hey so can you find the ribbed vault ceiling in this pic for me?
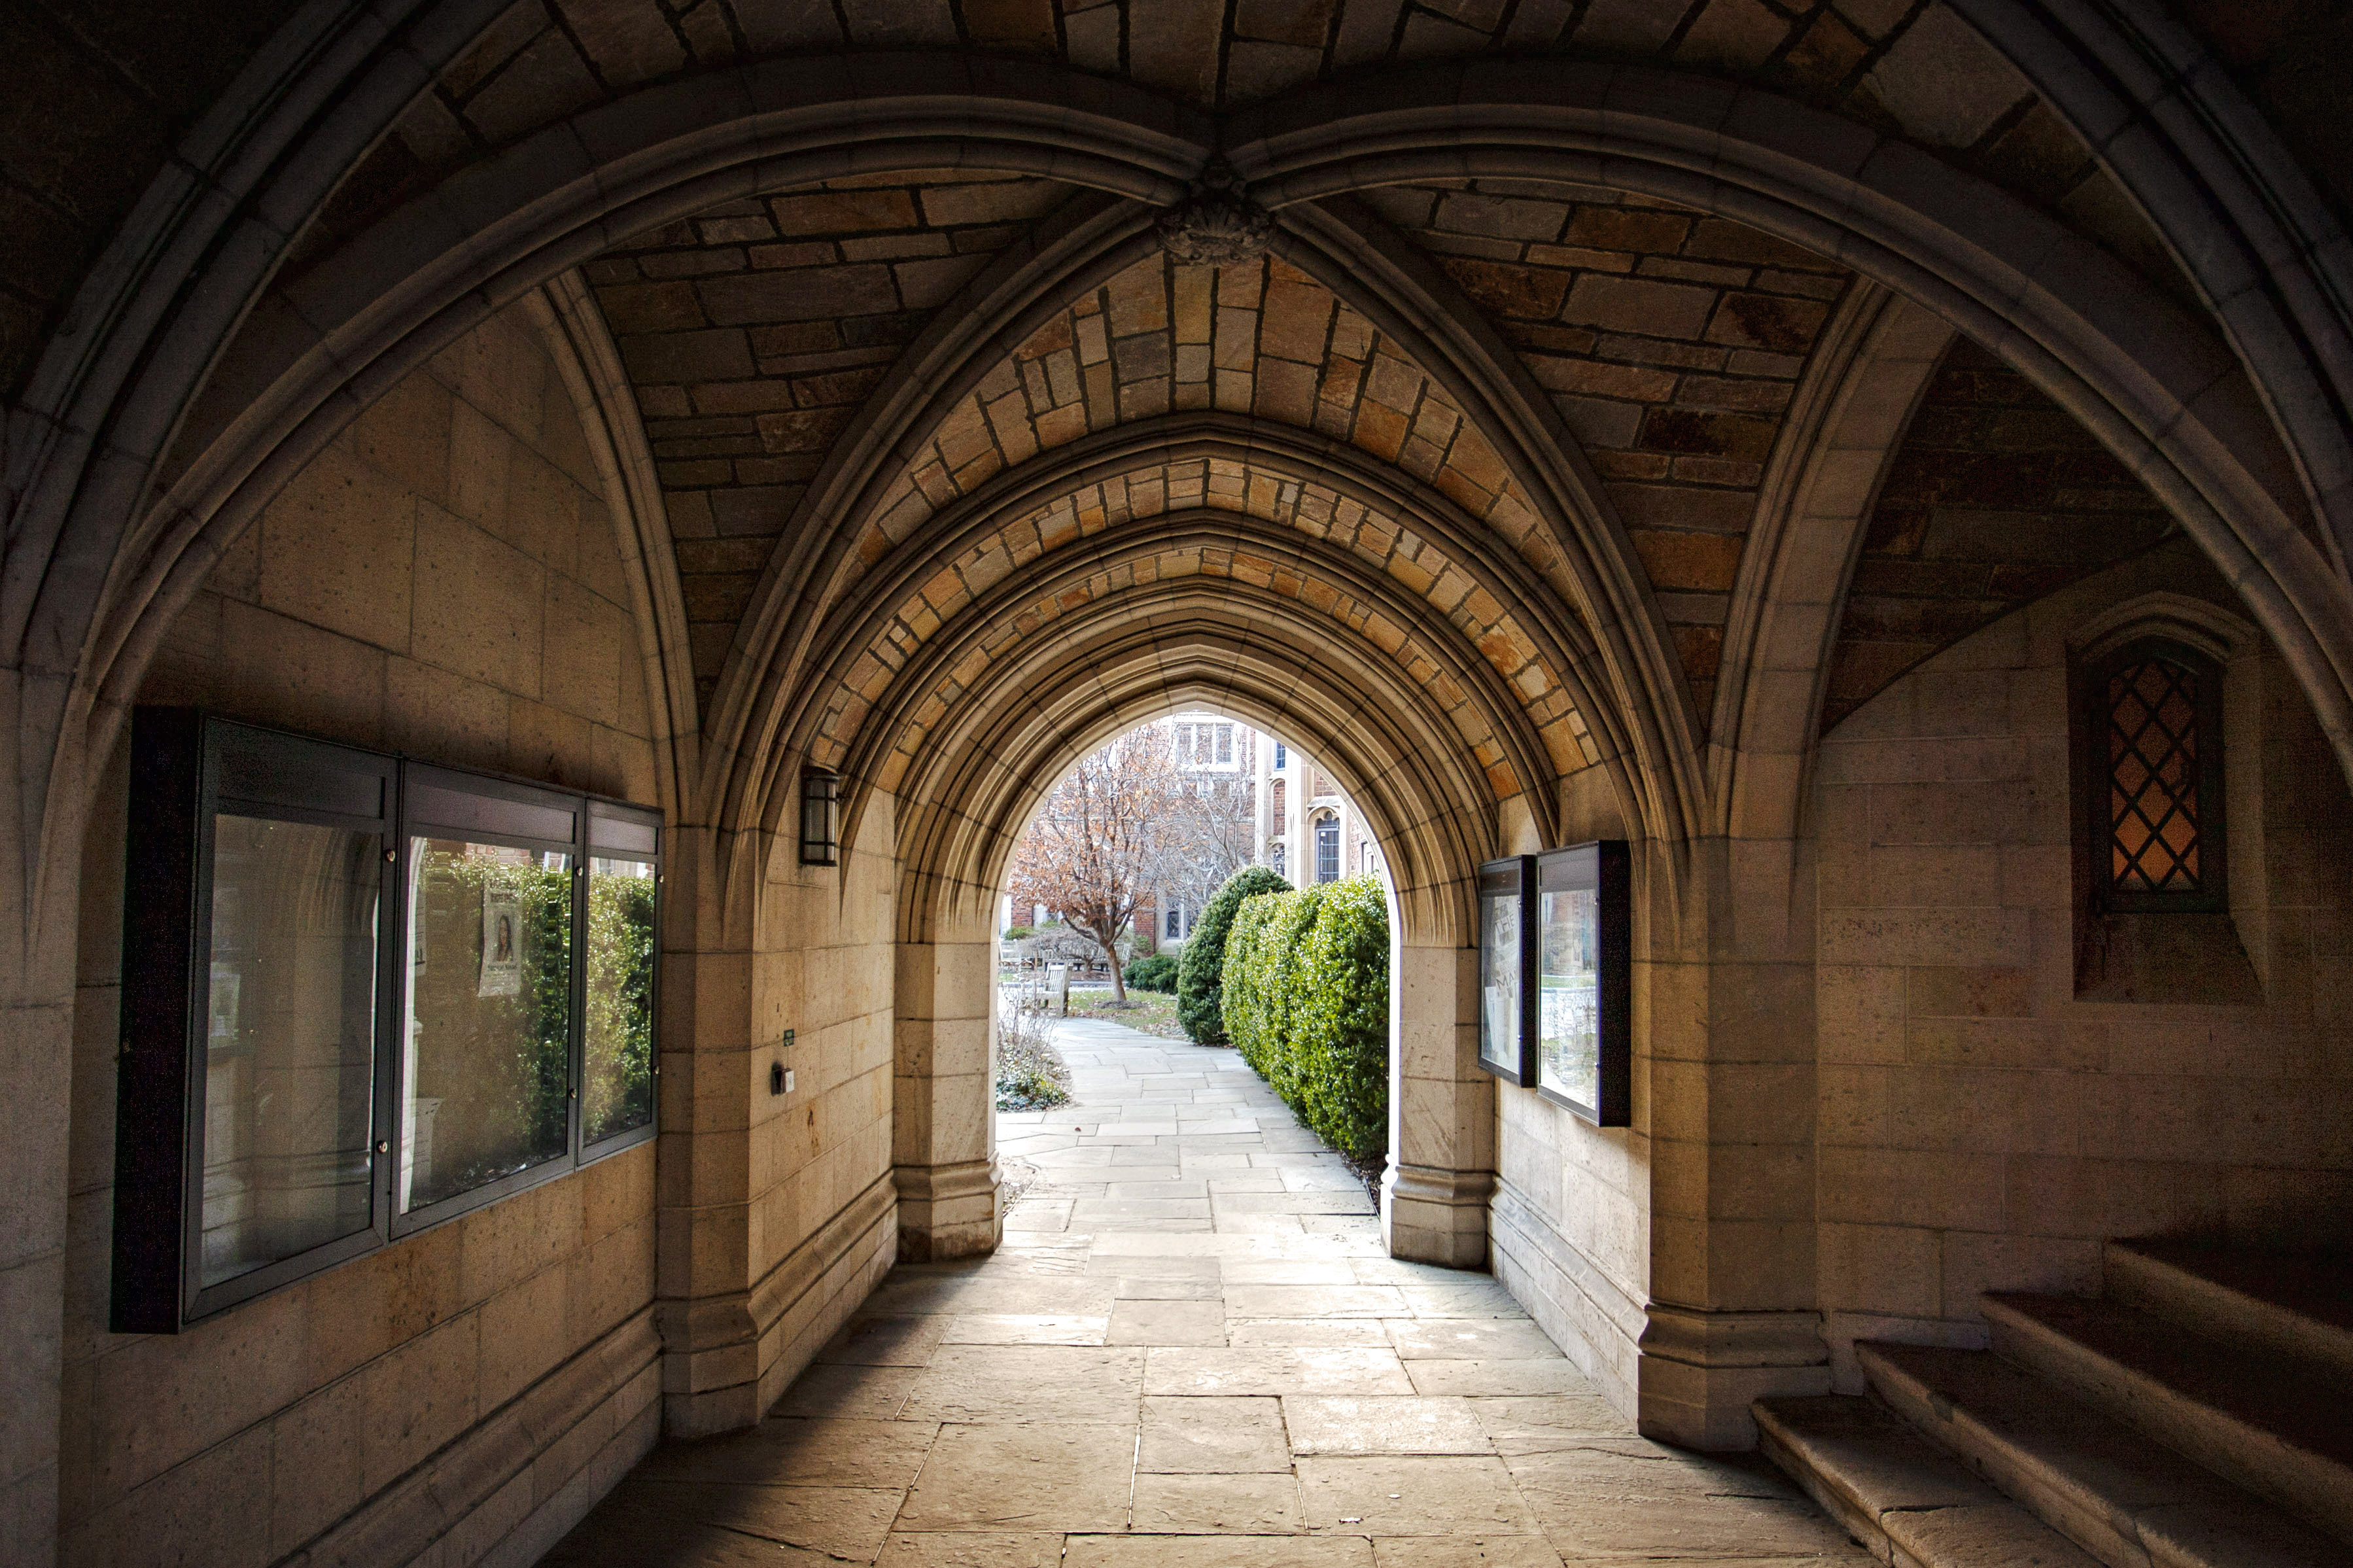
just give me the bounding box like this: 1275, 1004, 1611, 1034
60, 3, 2331, 904
580, 153, 2178, 886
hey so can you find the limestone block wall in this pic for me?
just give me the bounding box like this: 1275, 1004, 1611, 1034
59, 301, 665, 1566
1812, 541, 2353, 1387
652, 796, 899, 1438
746, 801, 899, 1418
1491, 1066, 1650, 1414
1488, 767, 1649, 1418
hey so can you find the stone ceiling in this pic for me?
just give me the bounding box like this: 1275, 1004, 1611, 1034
1821, 338, 2178, 729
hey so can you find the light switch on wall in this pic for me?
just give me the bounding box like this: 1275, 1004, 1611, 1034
768, 1029, 797, 1097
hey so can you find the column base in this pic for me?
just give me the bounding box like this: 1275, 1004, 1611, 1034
1382, 1162, 1491, 1268
1637, 1305, 1830, 1450
660, 1174, 897, 1437
896, 1158, 1002, 1261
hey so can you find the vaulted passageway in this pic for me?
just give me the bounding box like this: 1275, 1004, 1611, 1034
10, 3, 2353, 1564
538, 1017, 1868, 1568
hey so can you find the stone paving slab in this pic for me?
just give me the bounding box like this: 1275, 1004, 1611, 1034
539, 1017, 1870, 1568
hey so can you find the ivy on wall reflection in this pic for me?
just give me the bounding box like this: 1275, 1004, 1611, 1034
405, 849, 571, 1208
584, 865, 656, 1143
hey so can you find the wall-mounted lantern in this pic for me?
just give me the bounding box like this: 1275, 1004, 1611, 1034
800, 767, 841, 865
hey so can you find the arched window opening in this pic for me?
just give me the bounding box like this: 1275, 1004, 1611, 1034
2084, 638, 2226, 915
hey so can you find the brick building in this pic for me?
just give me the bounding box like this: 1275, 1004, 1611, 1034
1144, 711, 1387, 950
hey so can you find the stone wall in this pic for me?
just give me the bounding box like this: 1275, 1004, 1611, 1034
1488, 767, 1648, 1418
1812, 540, 2353, 1387
58, 301, 665, 1566
745, 802, 899, 1419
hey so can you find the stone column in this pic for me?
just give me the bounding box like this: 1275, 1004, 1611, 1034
1384, 922, 1492, 1266
0, 687, 92, 1566
652, 826, 765, 1437
1636, 837, 1829, 1449
893, 910, 1001, 1261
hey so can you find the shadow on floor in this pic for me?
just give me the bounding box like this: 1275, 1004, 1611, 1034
538, 1019, 1866, 1567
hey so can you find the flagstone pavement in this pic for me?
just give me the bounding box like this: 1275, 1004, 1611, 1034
541, 1017, 1870, 1567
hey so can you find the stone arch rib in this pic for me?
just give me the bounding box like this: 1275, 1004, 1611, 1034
29, 52, 2353, 930
1270, 195, 1707, 847
682, 225, 1672, 869
1219, 65, 2353, 781
877, 589, 1504, 947
760, 413, 1631, 824
1947, 0, 2353, 568
532, 270, 703, 820
835, 514, 1563, 827
1705, 284, 1957, 841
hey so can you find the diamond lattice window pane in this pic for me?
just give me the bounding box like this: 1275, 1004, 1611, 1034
2106, 658, 2201, 894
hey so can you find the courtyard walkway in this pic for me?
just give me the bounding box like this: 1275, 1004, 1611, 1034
542, 1018, 1867, 1566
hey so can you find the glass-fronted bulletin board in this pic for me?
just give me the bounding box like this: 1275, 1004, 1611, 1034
111, 710, 661, 1332
1477, 857, 1537, 1084
1476, 841, 1631, 1126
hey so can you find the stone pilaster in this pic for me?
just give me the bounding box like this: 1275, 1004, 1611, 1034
892, 930, 1001, 1261
1636, 839, 1830, 1448
1386, 932, 1492, 1268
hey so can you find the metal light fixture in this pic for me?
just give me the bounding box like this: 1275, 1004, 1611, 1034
799, 767, 840, 865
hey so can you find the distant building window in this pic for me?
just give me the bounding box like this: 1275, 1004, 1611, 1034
1272, 843, 1285, 878
1215, 724, 1232, 763
1274, 744, 1287, 769
2083, 638, 2225, 913
1165, 904, 1182, 939
1316, 818, 1340, 883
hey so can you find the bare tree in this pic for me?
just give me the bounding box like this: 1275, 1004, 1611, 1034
1007, 724, 1216, 1003
1165, 771, 1254, 915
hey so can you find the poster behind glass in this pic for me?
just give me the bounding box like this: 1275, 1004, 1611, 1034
1533, 841, 1630, 1125
1476, 857, 1535, 1083
400, 837, 573, 1214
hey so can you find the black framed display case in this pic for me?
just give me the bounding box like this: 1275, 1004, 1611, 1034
1476, 856, 1538, 1085
112, 710, 662, 1333
1530, 841, 1632, 1126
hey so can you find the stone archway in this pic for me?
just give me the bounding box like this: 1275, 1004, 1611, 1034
874, 586, 1547, 1274
16, 6, 2353, 1558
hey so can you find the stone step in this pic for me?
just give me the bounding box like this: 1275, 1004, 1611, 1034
1981, 1292, 2353, 1545
1859, 1340, 2342, 1568
2104, 1242, 2353, 1391
1753, 1393, 2103, 1568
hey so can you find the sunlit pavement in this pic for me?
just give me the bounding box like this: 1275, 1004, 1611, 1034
540, 1016, 1866, 1567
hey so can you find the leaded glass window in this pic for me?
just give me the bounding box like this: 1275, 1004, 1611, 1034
2087, 639, 2225, 914
2106, 657, 2200, 892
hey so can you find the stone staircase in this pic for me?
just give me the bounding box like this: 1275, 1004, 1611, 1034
1754, 1241, 2353, 1568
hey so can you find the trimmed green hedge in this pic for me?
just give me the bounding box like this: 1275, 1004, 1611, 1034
1176, 865, 1291, 1043
1223, 875, 1390, 1159
1123, 954, 1179, 993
